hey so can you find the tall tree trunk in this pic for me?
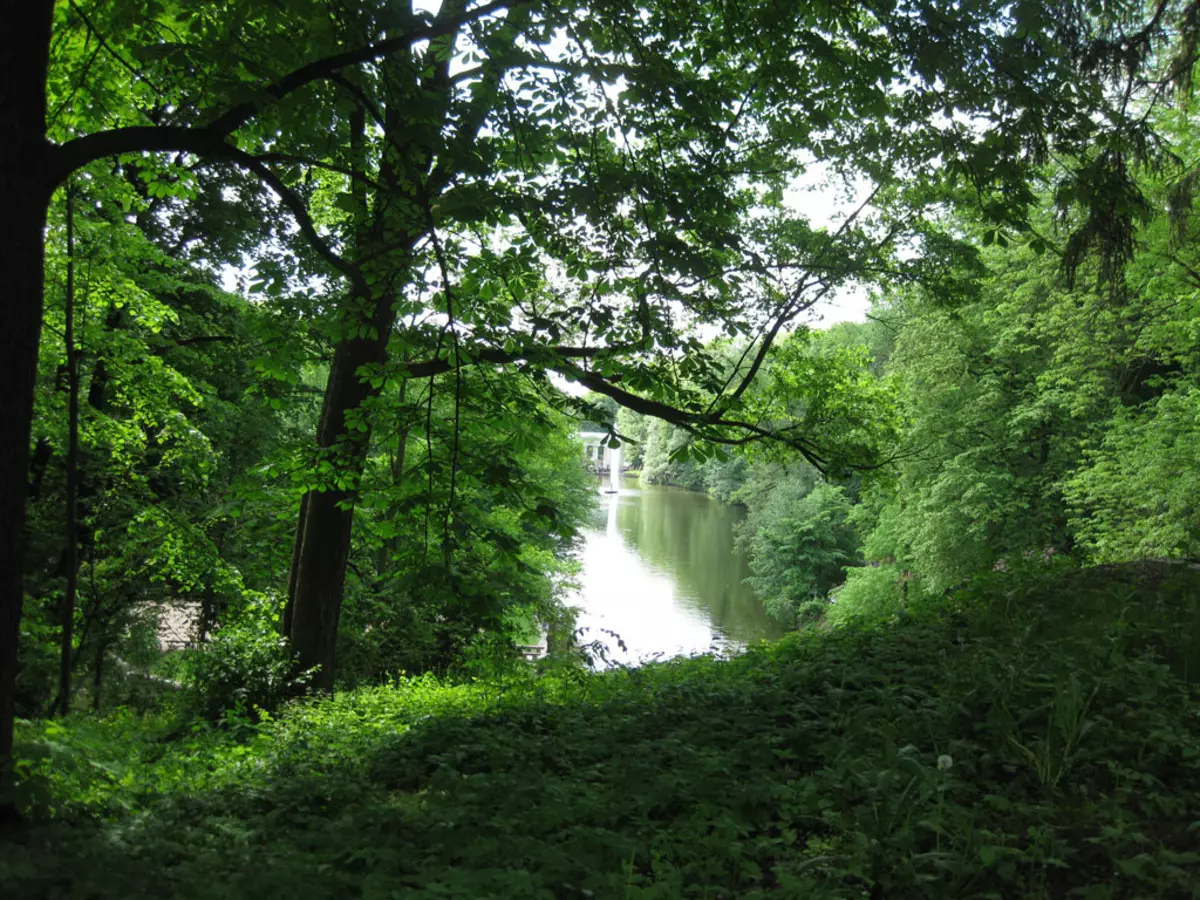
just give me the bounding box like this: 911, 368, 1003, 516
284, 90, 428, 691
27, 437, 52, 501
282, 491, 309, 638
284, 104, 374, 690
0, 0, 55, 821
85, 305, 123, 413
282, 0, 502, 690
58, 182, 80, 717
286, 300, 396, 690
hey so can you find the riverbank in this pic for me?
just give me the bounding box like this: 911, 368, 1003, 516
637, 472, 741, 502
5, 563, 1199, 898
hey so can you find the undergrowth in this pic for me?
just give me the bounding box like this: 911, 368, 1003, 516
3, 563, 1200, 898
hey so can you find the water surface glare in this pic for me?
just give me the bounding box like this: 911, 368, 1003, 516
572, 483, 785, 665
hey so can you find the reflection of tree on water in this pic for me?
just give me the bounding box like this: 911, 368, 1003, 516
607, 484, 783, 645
568, 480, 629, 667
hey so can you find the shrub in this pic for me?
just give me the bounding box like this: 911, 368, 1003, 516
8, 564, 1200, 899
828, 563, 908, 625
181, 593, 308, 721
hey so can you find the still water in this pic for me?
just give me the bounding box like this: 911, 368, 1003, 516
571, 481, 785, 665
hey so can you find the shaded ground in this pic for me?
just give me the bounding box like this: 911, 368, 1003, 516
4, 562, 1200, 898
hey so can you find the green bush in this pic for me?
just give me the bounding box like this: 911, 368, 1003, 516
828, 562, 908, 625
740, 481, 859, 626
181, 593, 307, 721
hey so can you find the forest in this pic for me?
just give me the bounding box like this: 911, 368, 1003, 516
3, 0, 1200, 896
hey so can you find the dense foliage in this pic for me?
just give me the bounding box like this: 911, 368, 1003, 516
5, 563, 1200, 898
618, 98, 1200, 632
3, 0, 1200, 894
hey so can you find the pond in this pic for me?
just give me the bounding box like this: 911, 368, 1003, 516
570, 480, 785, 665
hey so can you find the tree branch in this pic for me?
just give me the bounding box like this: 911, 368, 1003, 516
67, 0, 162, 99
399, 342, 605, 379
326, 73, 386, 130
195, 149, 362, 284
707, 184, 884, 414
561, 361, 831, 471
394, 342, 849, 472
51, 0, 522, 182
255, 151, 385, 190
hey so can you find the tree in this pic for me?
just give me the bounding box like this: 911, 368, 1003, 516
0, 0, 529, 805
18, 168, 304, 721
3, 0, 1193, 812
844, 88, 1200, 602
741, 481, 859, 625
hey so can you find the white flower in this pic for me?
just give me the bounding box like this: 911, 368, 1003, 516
937, 754, 954, 771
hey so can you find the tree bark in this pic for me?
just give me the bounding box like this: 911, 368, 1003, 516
58, 182, 80, 717
282, 491, 309, 639
0, 0, 55, 820
27, 438, 52, 502
286, 292, 397, 690
284, 86, 426, 691
283, 0, 518, 691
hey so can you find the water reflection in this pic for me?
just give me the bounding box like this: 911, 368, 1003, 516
572, 483, 784, 665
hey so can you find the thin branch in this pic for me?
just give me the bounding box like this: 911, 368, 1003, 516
194, 149, 362, 284
450, 51, 632, 85
708, 184, 884, 413
67, 0, 163, 99
201, 0, 516, 137
426, 5, 534, 196
255, 151, 385, 190
562, 360, 830, 471
48, 42, 104, 132
326, 72, 386, 129
423, 196, 463, 564
1164, 251, 1200, 287
397, 342, 609, 379
168, 334, 234, 346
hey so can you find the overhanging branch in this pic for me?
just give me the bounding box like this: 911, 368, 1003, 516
50, 0, 522, 183
551, 360, 831, 471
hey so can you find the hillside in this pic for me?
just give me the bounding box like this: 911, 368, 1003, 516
4, 562, 1199, 899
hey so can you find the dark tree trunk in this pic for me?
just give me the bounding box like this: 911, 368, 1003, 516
282, 0, 499, 691
282, 491, 310, 638
91, 638, 104, 712
284, 103, 378, 691
286, 299, 395, 691
27, 438, 52, 502
284, 91, 427, 691
198, 583, 218, 643
0, 0, 55, 820
58, 183, 80, 717
85, 306, 124, 412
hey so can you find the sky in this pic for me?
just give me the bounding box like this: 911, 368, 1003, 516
806, 284, 872, 329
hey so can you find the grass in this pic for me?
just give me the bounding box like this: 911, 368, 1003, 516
3, 561, 1200, 898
